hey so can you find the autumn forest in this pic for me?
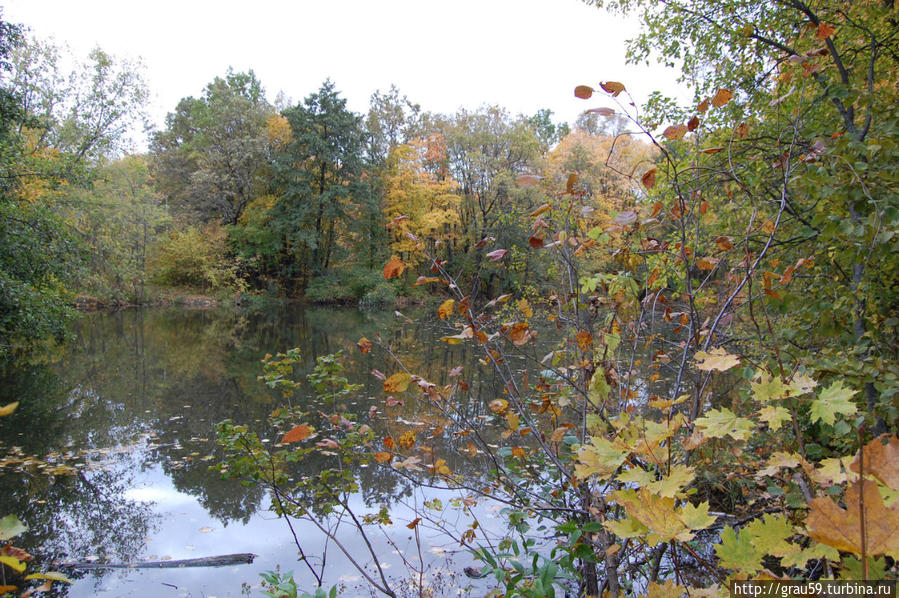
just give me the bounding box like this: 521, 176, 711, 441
1, 0, 898, 597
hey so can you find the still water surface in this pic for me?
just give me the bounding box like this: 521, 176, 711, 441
0, 304, 517, 597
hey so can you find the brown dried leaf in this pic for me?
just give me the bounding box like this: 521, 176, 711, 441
642, 168, 657, 189
711, 88, 733, 108
574, 85, 594, 99
850, 435, 899, 490
662, 124, 688, 140
806, 480, 899, 556
600, 81, 626, 96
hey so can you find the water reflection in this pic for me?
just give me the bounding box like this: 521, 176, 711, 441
0, 304, 510, 595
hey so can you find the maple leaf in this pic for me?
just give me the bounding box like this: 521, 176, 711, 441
679, 501, 718, 531
775, 542, 839, 569
806, 480, 899, 557
758, 405, 791, 432
576, 329, 593, 351
383, 372, 412, 393
647, 580, 686, 598
574, 437, 627, 480
695, 347, 741, 371
604, 515, 649, 539
715, 526, 765, 573
281, 424, 312, 443
743, 514, 793, 555
612, 488, 695, 545
751, 371, 789, 402
693, 407, 753, 441
808, 380, 857, 426
647, 465, 695, 498
817, 23, 836, 39
756, 451, 803, 478
437, 299, 455, 320
850, 435, 899, 490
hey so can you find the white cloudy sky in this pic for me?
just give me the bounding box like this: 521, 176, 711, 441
3, 0, 680, 142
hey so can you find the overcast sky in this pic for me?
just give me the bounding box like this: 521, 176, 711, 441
3, 0, 680, 145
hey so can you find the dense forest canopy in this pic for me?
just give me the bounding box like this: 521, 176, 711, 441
0, 1, 898, 596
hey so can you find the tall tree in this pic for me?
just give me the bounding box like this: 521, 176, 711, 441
150, 69, 274, 225
272, 80, 373, 284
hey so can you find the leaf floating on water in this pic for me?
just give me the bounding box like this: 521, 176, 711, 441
0, 515, 27, 541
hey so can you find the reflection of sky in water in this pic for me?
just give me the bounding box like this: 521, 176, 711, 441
72, 461, 491, 597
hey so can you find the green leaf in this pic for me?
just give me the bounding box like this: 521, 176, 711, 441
604, 515, 649, 539
751, 371, 789, 403
694, 407, 754, 440
759, 405, 791, 431
742, 514, 793, 555
574, 437, 627, 480
679, 501, 717, 531
809, 380, 858, 425
0, 515, 27, 541
715, 526, 765, 574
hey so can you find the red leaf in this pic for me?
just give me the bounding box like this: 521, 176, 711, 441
529, 235, 544, 248
357, 337, 372, 354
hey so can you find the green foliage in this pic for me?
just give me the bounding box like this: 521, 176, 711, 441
148, 224, 245, 292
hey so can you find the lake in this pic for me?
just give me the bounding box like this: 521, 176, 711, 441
0, 303, 521, 597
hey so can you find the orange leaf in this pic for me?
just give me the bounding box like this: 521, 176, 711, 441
406, 517, 422, 529
697, 257, 719, 271
736, 122, 750, 137
576, 330, 593, 352
511, 447, 527, 459
384, 436, 396, 450
437, 299, 455, 320
651, 202, 663, 217
574, 85, 594, 99
697, 98, 709, 113
711, 89, 733, 108
414, 276, 442, 286
806, 480, 899, 556
687, 115, 700, 132
850, 435, 899, 490
715, 236, 734, 251
662, 124, 688, 140
357, 337, 372, 354
384, 373, 412, 393
642, 168, 657, 189
374, 451, 393, 463
699, 146, 725, 155
282, 424, 312, 443
816, 23, 835, 39
600, 81, 626, 96
382, 256, 405, 279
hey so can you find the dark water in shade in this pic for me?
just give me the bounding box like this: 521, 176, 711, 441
0, 303, 679, 597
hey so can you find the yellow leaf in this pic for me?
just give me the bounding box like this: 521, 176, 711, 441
374, 451, 393, 463
383, 373, 412, 393
695, 347, 740, 371
506, 411, 519, 431
517, 298, 533, 318
0, 555, 26, 573
662, 124, 688, 140
0, 402, 18, 417
850, 435, 899, 491
530, 202, 551, 218
437, 299, 455, 320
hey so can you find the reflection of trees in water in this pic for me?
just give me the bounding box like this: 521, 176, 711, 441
0, 302, 690, 592
0, 466, 156, 595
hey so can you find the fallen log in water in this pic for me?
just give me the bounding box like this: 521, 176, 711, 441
57, 553, 257, 570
